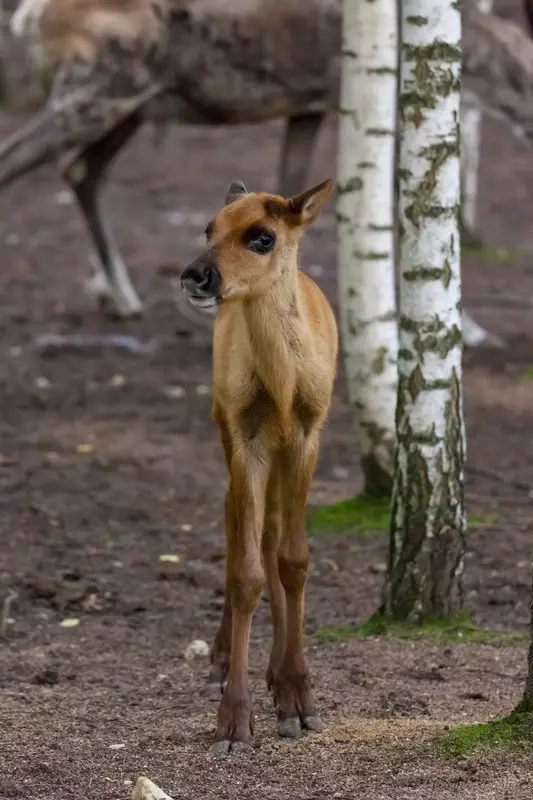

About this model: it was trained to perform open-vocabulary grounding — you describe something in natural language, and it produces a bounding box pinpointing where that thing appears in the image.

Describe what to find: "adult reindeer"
[4,0,339,318]
[180,177,338,752]
[3,0,533,328]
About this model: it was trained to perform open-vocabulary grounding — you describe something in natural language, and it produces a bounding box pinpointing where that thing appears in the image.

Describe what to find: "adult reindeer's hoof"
[85,271,144,320]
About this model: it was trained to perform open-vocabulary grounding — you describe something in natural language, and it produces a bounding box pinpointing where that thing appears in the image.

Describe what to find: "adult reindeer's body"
[180,179,337,752]
[3,0,339,317]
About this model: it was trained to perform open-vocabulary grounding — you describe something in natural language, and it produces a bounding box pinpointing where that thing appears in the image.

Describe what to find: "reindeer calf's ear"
[225,180,248,206]
[288,179,333,225]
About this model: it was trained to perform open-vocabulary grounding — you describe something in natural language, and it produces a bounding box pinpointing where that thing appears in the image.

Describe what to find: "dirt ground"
[2,2,533,798]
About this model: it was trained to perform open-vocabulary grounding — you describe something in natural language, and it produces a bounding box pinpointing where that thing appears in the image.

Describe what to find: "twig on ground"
[35,333,157,354]
[1,589,18,639]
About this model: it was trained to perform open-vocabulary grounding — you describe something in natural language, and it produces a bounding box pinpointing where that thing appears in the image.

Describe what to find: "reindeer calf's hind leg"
[64,115,143,319]
[273,435,324,739]
[262,470,286,693]
[208,486,236,692]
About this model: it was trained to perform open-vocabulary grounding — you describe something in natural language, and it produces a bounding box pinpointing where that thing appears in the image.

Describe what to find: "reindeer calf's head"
[180,179,333,308]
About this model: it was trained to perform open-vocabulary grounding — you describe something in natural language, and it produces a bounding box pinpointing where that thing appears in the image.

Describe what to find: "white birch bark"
[337,0,398,496]
[460,0,503,350]
[460,0,493,240]
[383,0,466,620]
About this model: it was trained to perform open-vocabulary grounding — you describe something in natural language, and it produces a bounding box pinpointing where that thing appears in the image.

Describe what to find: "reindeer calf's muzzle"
[180,259,221,308]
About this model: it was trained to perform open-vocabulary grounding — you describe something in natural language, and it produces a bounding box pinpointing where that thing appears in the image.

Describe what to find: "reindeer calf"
[181,178,338,753]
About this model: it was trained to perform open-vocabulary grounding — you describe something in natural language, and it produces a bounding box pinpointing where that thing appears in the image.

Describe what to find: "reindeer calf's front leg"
[211,452,268,754]
[272,436,324,739]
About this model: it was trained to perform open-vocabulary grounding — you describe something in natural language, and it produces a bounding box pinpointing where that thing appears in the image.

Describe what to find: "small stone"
[184,639,210,660]
[54,190,74,205]
[180,523,192,532]
[332,467,349,480]
[195,384,210,396]
[163,385,185,399]
[110,374,126,388]
[35,376,51,390]
[109,743,126,750]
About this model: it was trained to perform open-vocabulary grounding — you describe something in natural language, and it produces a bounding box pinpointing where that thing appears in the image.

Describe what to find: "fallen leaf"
[60,618,80,628]
[76,443,94,454]
[110,374,126,388]
[158,554,180,564]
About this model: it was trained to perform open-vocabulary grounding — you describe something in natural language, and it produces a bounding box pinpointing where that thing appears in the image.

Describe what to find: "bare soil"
[1,1,533,797]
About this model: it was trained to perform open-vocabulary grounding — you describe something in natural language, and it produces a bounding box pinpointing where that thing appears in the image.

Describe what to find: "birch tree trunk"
[337,0,399,497]
[460,0,493,245]
[522,570,533,710]
[383,0,466,620]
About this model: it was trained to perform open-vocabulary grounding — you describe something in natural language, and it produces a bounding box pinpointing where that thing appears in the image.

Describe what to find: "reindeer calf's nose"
[181,264,220,296]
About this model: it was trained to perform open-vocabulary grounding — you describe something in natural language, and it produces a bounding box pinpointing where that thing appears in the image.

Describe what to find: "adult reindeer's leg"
[63,114,143,319]
[278,112,324,197]
[262,468,286,693]
[212,445,269,754]
[274,432,324,739]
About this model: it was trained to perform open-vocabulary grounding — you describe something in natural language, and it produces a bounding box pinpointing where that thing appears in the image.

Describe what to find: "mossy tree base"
[313,612,527,646]
[307,494,391,537]
[439,709,533,757]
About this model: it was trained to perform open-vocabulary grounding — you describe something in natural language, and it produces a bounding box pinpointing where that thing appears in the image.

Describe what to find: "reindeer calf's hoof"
[277,717,302,739]
[209,739,252,756]
[278,714,325,739]
[302,715,325,732]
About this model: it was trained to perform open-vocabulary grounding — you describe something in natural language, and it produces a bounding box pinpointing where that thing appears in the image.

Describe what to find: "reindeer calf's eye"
[245,228,276,254]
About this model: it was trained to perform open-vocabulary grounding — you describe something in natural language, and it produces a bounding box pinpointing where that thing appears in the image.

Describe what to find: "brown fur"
[33,0,338,68]
[38,0,167,63]
[182,180,337,751]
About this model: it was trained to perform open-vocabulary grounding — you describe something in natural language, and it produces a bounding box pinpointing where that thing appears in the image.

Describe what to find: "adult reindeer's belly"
[166,2,341,123]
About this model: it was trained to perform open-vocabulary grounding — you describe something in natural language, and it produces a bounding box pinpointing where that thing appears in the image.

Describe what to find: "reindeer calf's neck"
[215,267,335,445]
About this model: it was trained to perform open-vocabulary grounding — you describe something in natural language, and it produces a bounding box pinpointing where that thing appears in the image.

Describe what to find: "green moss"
[307,496,496,538]
[462,242,525,263]
[313,612,527,646]
[438,711,533,757]
[523,367,533,380]
[307,495,390,537]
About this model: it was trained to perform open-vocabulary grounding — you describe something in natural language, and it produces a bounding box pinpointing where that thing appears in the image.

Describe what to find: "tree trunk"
[461,0,493,244]
[523,570,533,710]
[337,0,399,497]
[383,0,466,621]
